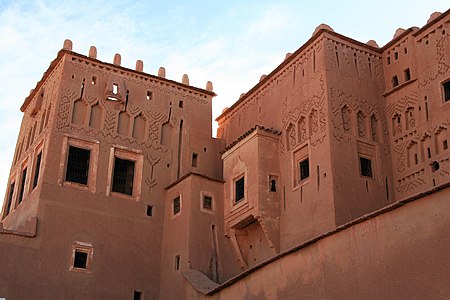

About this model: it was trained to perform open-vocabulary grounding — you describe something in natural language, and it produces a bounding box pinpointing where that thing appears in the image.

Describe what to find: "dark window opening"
[443,81,450,102]
[18,168,27,204]
[91,76,97,85]
[192,153,198,167]
[299,158,310,181]
[112,157,135,195]
[360,157,373,178]
[203,195,212,210]
[146,205,153,217]
[66,146,90,185]
[235,177,245,203]
[387,56,391,65]
[392,76,399,88]
[146,91,152,100]
[270,179,277,192]
[179,100,184,108]
[404,47,408,54]
[414,154,419,165]
[427,147,432,159]
[173,196,181,215]
[432,161,440,172]
[174,255,180,271]
[404,68,411,81]
[444,140,448,150]
[4,182,15,217]
[33,152,42,189]
[394,52,398,60]
[134,291,142,300]
[73,250,88,269]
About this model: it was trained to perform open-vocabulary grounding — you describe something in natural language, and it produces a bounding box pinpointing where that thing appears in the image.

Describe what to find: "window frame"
[69,241,93,273]
[234,174,245,205]
[172,195,181,217]
[30,140,44,192]
[359,156,374,179]
[2,178,16,220]
[106,145,143,200]
[442,79,450,103]
[200,191,214,213]
[59,136,99,193]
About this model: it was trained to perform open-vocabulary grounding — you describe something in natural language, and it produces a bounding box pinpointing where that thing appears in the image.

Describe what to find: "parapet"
[313,23,334,36]
[59,39,214,93]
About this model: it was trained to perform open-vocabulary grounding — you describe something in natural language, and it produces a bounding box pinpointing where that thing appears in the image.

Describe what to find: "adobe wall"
[323,33,394,225]
[383,16,450,201]
[185,186,450,299]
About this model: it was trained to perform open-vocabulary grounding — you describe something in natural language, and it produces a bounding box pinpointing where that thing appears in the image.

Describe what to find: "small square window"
[173,196,181,215]
[443,80,450,102]
[299,158,310,181]
[360,157,373,178]
[235,177,245,203]
[66,146,90,185]
[203,195,212,210]
[73,250,88,269]
[112,157,135,195]
[179,100,184,108]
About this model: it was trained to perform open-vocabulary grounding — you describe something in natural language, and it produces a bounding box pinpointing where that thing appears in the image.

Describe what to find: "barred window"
[66,146,90,185]
[112,158,135,195]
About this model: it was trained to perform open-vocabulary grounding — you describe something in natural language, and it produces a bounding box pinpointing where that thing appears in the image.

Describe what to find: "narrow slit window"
[173,196,181,215]
[299,158,310,181]
[146,205,153,217]
[33,152,42,189]
[174,255,180,271]
[4,182,15,218]
[112,83,118,95]
[443,81,450,102]
[66,146,90,185]
[360,157,373,178]
[191,153,198,167]
[112,157,135,195]
[146,91,152,100]
[444,140,448,150]
[270,179,277,192]
[91,76,97,85]
[427,147,431,158]
[235,177,245,203]
[392,76,399,88]
[18,167,27,204]
[404,68,411,81]
[394,52,398,60]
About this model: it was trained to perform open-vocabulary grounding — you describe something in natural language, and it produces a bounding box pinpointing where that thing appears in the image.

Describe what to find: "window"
[427,147,432,159]
[179,100,184,108]
[18,167,27,204]
[70,242,93,272]
[174,255,180,271]
[203,195,212,210]
[387,56,391,65]
[392,76,399,88]
[191,153,198,167]
[394,52,398,60]
[32,152,42,189]
[134,291,142,300]
[146,205,153,217]
[404,47,408,54]
[112,158,135,195]
[3,182,15,218]
[404,68,411,81]
[73,250,88,269]
[270,179,277,192]
[91,76,97,85]
[173,196,181,215]
[66,146,90,185]
[432,161,440,172]
[112,83,118,95]
[444,140,448,150]
[443,80,450,102]
[360,157,373,178]
[299,158,310,181]
[146,91,152,100]
[235,176,245,203]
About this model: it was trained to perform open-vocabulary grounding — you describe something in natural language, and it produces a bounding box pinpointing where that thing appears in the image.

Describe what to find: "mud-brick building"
[1,9,450,300]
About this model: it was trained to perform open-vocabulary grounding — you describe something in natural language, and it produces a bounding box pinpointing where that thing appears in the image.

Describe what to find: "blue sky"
[0,0,448,202]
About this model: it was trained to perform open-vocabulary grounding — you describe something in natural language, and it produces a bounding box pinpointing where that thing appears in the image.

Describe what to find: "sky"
[0,0,448,204]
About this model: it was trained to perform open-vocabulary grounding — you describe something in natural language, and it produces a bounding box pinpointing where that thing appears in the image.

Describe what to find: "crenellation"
[88,46,97,59]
